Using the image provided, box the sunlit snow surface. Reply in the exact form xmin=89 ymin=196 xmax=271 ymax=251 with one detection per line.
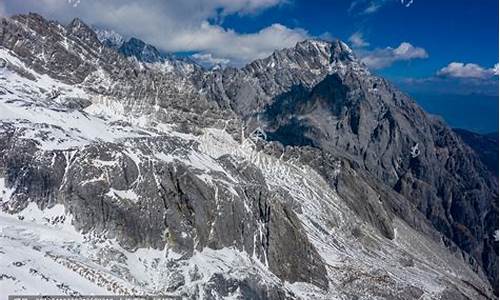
xmin=0 ymin=203 xmax=279 ymax=297
xmin=0 ymin=47 xmax=493 ymax=299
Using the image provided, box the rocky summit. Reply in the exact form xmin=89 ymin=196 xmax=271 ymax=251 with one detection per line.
xmin=0 ymin=13 xmax=498 ymax=300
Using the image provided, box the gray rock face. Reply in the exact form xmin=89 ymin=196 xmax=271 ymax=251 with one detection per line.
xmin=119 ymin=37 xmax=163 ymax=63
xmin=249 ymin=62 xmax=498 ymax=291
xmin=0 ymin=125 xmax=327 ymax=294
xmin=203 ymin=39 xmax=366 ymax=115
xmin=202 ymin=38 xmax=497 ymax=291
xmin=0 ymin=13 xmax=225 ymax=128
xmin=0 ymin=14 xmax=95 ymax=84
xmin=0 ymin=13 xmax=497 ymax=299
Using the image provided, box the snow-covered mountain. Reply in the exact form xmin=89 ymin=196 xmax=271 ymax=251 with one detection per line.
xmin=0 ymin=13 xmax=497 ymax=299
xmin=92 ymin=27 xmax=125 ymax=50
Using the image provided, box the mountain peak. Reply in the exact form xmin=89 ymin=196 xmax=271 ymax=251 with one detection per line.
xmin=295 ymin=39 xmax=353 ymax=56
xmin=66 ymin=17 xmax=93 ymax=35
xmin=12 ymin=12 xmax=46 ymax=23
xmin=10 ymin=13 xmax=55 ymax=32
xmin=243 ymin=38 xmax=362 ymax=78
xmin=66 ymin=17 xmax=101 ymax=47
xmin=296 ymin=38 xmax=333 ymax=48
xmin=280 ymin=38 xmax=358 ymax=69
xmin=118 ymin=37 xmax=163 ymax=63
xmin=67 ymin=17 xmax=84 ymax=28
xmin=93 ymin=27 xmax=125 ymax=49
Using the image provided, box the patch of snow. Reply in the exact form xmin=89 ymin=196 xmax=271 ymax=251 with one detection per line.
xmin=0 ymin=177 xmax=15 ymax=203
xmin=411 ymin=143 xmax=420 ymax=158
xmin=106 ymin=188 xmax=140 ymax=203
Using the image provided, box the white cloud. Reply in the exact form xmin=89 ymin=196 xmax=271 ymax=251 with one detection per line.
xmin=166 ymin=22 xmax=308 ymax=64
xmin=359 ymin=42 xmax=428 ymax=69
xmin=401 ymin=0 xmax=414 ymax=8
xmin=349 ymin=0 xmax=385 ymax=15
xmin=348 ymin=31 xmax=369 ymax=48
xmin=213 ymin=0 xmax=285 ymax=15
xmin=3 ymin=0 xmax=308 ymax=65
xmin=67 ymin=0 xmax=81 ymax=8
xmin=363 ymin=2 xmax=382 ymax=14
xmin=349 ymin=0 xmax=416 ymax=15
xmin=392 ymin=42 xmax=427 ymax=59
xmin=319 ymin=32 xmax=335 ymax=42
xmin=191 ymin=53 xmax=230 ymax=66
xmin=437 ymin=62 xmax=498 ymax=79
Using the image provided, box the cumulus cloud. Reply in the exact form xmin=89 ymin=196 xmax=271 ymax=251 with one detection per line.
xmin=167 ymin=22 xmax=308 ymax=64
xmin=437 ymin=62 xmax=499 ymax=79
xmin=348 ymin=31 xmax=369 ymax=48
xmin=3 ymin=0 xmax=308 ymax=65
xmin=359 ymin=42 xmax=428 ymax=69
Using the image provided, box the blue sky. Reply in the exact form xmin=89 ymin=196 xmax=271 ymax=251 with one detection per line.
xmin=2 ymin=0 xmax=499 ymax=132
